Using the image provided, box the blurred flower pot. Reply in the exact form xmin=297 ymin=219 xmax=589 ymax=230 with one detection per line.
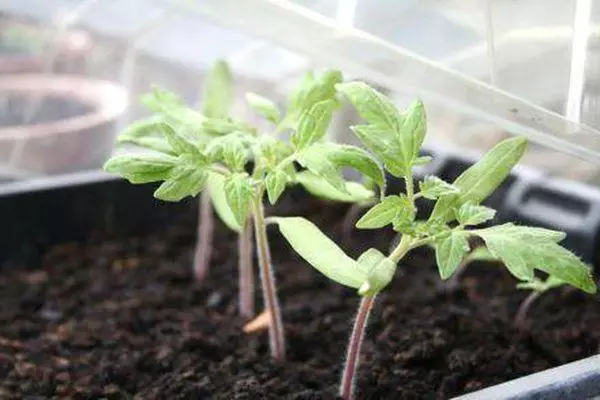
xmin=0 ymin=74 xmax=128 ymax=175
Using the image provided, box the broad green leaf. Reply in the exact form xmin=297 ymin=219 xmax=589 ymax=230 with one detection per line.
xmin=104 ymin=154 xmax=176 ymax=184
xmin=202 ymin=60 xmax=232 ymax=119
xmin=224 ymin=173 xmax=254 ymax=225
xmin=160 ymin=123 xmax=202 ymax=157
xmin=472 ymin=223 xmax=596 ymax=293
xmin=419 ymin=176 xmax=458 ymax=200
xmin=320 ymin=143 xmax=386 ymax=195
xmin=430 ymin=137 xmax=528 ymax=222
xmin=292 ymin=99 xmax=336 ymax=149
xmin=336 ymin=82 xmax=401 ymax=132
xmin=356 ymin=248 xmax=396 ymax=295
xmin=295 ymin=171 xmax=374 ymax=203
xmin=117 ymin=136 xmax=175 ymax=155
xmin=246 ymin=92 xmax=281 ymax=124
xmin=154 ymin=166 xmax=207 ymax=202
xmin=396 ymin=100 xmax=426 ymax=172
xmin=434 ymin=231 xmax=470 ymax=279
xmin=456 ymin=201 xmax=496 ymax=226
xmin=265 ymin=169 xmax=288 ymax=204
xmin=356 ymin=195 xmax=414 ymax=229
xmin=272 ymin=217 xmax=365 ymax=288
xmin=207 ymin=172 xmax=242 ymax=232
xmin=298 ymin=147 xmax=347 ymax=194
xmin=117 ymin=116 xmax=165 ymax=140
xmin=351 ymin=124 xmax=405 ymax=177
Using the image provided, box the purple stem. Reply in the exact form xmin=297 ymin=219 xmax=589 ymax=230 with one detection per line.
xmin=340 ymin=295 xmax=375 ymax=400
xmin=514 ymin=291 xmax=541 ymax=329
xmin=193 ymin=190 xmax=213 ymax=281
xmin=252 ymin=195 xmax=286 ymax=361
xmin=238 ymin=218 xmax=255 ymax=318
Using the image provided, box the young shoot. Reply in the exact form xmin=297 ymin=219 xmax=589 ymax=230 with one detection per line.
xmin=104 ymin=69 xmax=385 ymax=361
xmin=270 ymin=82 xmax=598 ymax=399
xmin=514 ymin=275 xmax=569 ymax=329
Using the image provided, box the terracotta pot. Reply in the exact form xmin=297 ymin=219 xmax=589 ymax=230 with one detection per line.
xmin=0 ymin=74 xmax=128 ymax=175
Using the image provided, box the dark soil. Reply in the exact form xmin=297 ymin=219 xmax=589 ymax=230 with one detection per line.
xmin=0 ymin=193 xmax=598 ymax=399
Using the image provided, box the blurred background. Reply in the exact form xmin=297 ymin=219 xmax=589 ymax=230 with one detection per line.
xmin=1 ymin=0 xmax=600 ymax=186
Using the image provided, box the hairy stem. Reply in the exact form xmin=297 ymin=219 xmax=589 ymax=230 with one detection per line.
xmin=252 ymin=194 xmax=286 ymax=361
xmin=514 ymin=291 xmax=541 ymax=329
xmin=238 ymin=218 xmax=255 ymax=318
xmin=340 ymin=295 xmax=375 ymax=400
xmin=193 ymin=190 xmax=213 ymax=280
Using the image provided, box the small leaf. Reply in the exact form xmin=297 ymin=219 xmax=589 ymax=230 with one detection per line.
xmin=351 ymin=124 xmax=405 ymax=177
xmin=336 ymin=82 xmax=401 ymax=132
xmin=472 ymin=223 xmax=597 ymax=293
xmin=117 ymin=116 xmax=165 ymax=140
xmin=434 ymin=231 xmax=470 ymax=280
xmin=246 ymin=92 xmax=281 ymax=124
xmin=202 ymin=60 xmax=233 ymax=119
xmin=298 ymin=147 xmax=347 ymax=194
xmin=419 ymin=176 xmax=458 ymax=200
xmin=207 ymin=172 xmax=242 ymax=232
xmin=272 ymin=217 xmax=366 ymax=289
xmin=224 ymin=173 xmax=254 ymax=225
xmin=295 ymin=171 xmax=374 ymax=203
xmin=265 ymin=169 xmax=288 ymax=204
xmin=104 ymin=154 xmax=176 ymax=184
xmin=356 ymin=248 xmax=396 ymax=295
xmin=141 ymin=86 xmax=184 ymax=113
xmin=356 ymin=195 xmax=414 ymax=229
xmin=292 ymin=99 xmax=336 ymax=149
xmin=456 ymin=201 xmax=496 ymax=226
xmin=430 ymin=137 xmax=528 ymax=222
xmin=413 ymin=156 xmax=433 ymax=166
xmin=396 ymin=100 xmax=426 ymax=171
xmin=154 ymin=166 xmax=208 ymax=202
xmin=207 ymin=133 xmax=250 ymax=171
xmin=320 ymin=143 xmax=386 ymax=195
xmin=160 ymin=123 xmax=202 ymax=157
xmin=117 ymin=136 xmax=175 ymax=155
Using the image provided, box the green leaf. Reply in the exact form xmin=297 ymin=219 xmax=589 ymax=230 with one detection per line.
xmin=434 ymin=231 xmax=470 ymax=279
xmin=272 ymin=217 xmax=365 ymax=289
xmin=117 ymin=136 xmax=175 ymax=155
xmin=292 ymin=99 xmax=336 ymax=149
xmin=202 ymin=60 xmax=232 ymax=119
xmin=336 ymin=82 xmax=401 ymax=132
xmin=456 ymin=201 xmax=496 ymax=226
xmin=246 ymin=92 xmax=281 ymax=124
xmin=265 ymin=169 xmax=288 ymax=204
xmin=298 ymin=147 xmax=347 ymax=194
xmin=430 ymin=137 xmax=528 ymax=222
xmin=160 ymin=123 xmax=202 ymax=157
xmin=207 ymin=133 xmax=250 ymax=171
xmin=207 ymin=172 xmax=242 ymax=232
xmin=396 ymin=100 xmax=426 ymax=172
xmin=413 ymin=156 xmax=433 ymax=166
xmin=320 ymin=143 xmax=386 ymax=195
xmin=141 ymin=86 xmax=183 ymax=114
xmin=472 ymin=223 xmax=596 ymax=293
xmin=117 ymin=116 xmax=165 ymax=140
xmin=464 ymin=246 xmax=498 ymax=264
xmin=356 ymin=195 xmax=414 ymax=229
xmin=356 ymin=248 xmax=396 ymax=295
xmin=516 ymin=276 xmax=567 ymax=293
xmin=224 ymin=173 xmax=254 ymax=225
xmin=351 ymin=124 xmax=405 ymax=177
xmin=104 ymin=154 xmax=176 ymax=184
xmin=154 ymin=166 xmax=208 ymax=202
xmin=419 ymin=176 xmax=458 ymax=200
xmin=295 ymin=171 xmax=374 ymax=203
